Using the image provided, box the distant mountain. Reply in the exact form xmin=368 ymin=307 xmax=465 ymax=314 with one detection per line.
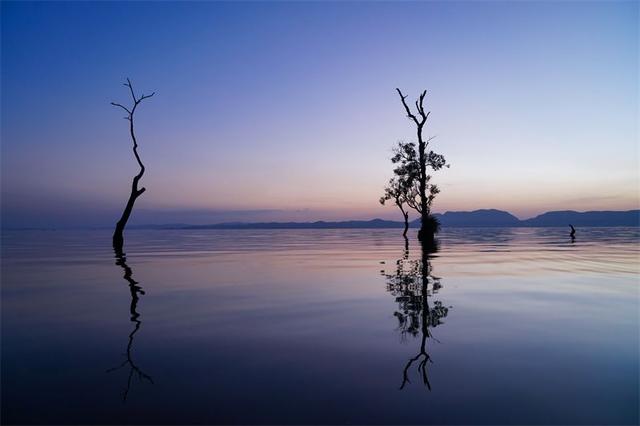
xmin=133 ymin=209 xmax=640 ymax=230
xmin=131 ymin=223 xmax=193 ymax=229
xmin=521 ymin=210 xmax=640 ymax=227
xmin=434 ymin=209 xmax=521 ymax=227
xmin=180 ymin=218 xmax=404 ymax=230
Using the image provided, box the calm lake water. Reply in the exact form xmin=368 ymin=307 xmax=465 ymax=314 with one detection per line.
xmin=2 ymin=228 xmax=639 ymax=425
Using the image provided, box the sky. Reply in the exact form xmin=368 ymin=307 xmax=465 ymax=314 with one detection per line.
xmin=1 ymin=1 xmax=638 ymax=227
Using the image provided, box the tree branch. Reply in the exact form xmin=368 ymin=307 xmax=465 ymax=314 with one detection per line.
xmin=417 ymin=91 xmax=426 ymax=116
xmin=111 ymin=102 xmax=131 ymax=115
xmin=396 ymin=88 xmax=419 ymax=125
xmin=125 ymin=78 xmax=136 ymax=103
xmin=138 ymin=92 xmax=155 ymax=102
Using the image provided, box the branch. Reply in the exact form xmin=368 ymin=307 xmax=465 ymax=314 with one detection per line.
xmin=125 ymin=78 xmax=136 ymax=103
xmin=138 ymin=92 xmax=155 ymax=102
xmin=111 ymin=102 xmax=131 ymax=115
xmin=416 ymin=90 xmax=431 ymax=125
xmin=396 ymin=88 xmax=419 ymax=125
xmin=121 ymin=78 xmax=155 ymax=107
xmin=111 ymin=79 xmax=154 ymax=119
xmin=417 ymin=90 xmax=426 ymax=116
xmin=397 ymin=88 xmax=432 ymax=127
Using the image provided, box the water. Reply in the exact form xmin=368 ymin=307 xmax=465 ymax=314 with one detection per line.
xmin=2 ymin=228 xmax=638 ymax=424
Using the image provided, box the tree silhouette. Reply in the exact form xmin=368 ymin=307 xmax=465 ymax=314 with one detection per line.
xmin=382 ymin=239 xmax=450 ymax=390
xmin=380 ymin=141 xmax=444 ymax=236
xmin=111 ymin=79 xmax=154 ymax=255
xmin=395 ymin=88 xmax=448 ymax=241
xmin=380 ymin=176 xmax=412 ymax=237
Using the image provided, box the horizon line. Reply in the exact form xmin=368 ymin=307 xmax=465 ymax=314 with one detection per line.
xmin=3 ymin=208 xmax=638 ymax=231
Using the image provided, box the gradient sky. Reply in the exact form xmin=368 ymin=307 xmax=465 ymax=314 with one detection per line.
xmin=2 ymin=1 xmax=638 ymax=227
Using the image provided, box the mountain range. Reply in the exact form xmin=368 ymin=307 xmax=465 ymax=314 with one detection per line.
xmin=133 ymin=209 xmax=640 ymax=229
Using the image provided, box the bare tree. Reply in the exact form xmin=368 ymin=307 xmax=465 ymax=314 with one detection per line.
xmin=395 ymin=88 xmax=448 ymax=241
xmin=111 ymin=79 xmax=154 ymax=254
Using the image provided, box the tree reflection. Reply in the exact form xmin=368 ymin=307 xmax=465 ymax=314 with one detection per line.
xmin=107 ymin=251 xmax=154 ymax=401
xmin=382 ymin=237 xmax=450 ymax=390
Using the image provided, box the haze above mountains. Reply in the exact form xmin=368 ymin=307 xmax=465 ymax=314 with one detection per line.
xmin=134 ymin=209 xmax=640 ymax=230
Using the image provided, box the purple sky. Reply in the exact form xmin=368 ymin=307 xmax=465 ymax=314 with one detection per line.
xmin=1 ymin=1 xmax=638 ymax=227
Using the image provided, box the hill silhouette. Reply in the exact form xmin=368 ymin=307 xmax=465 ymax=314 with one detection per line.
xmin=520 ymin=210 xmax=640 ymax=227
xmin=431 ymin=209 xmax=520 ymax=227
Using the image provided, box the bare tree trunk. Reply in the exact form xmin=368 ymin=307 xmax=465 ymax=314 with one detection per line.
xmin=396 ymin=200 xmax=410 ymax=237
xmin=113 ymin=122 xmax=145 ymax=255
xmin=416 ymin=124 xmax=429 ymax=241
xmin=113 ymin=179 xmax=144 ymax=255
xmin=111 ymin=79 xmax=154 ymax=255
xmin=402 ymin=211 xmax=409 ymax=237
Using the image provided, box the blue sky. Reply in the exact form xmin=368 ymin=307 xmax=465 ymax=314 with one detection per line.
xmin=1 ymin=1 xmax=638 ymax=227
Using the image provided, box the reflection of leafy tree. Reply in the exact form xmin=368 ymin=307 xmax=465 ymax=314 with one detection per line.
xmin=107 ymin=252 xmax=154 ymax=401
xmin=382 ymin=239 xmax=450 ymax=390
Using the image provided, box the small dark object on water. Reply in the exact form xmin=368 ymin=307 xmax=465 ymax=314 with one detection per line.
xmin=570 ymin=224 xmax=576 ymax=238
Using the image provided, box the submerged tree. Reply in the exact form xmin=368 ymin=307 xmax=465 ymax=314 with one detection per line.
xmin=381 ymin=141 xmax=443 ymax=237
xmin=111 ymin=79 xmax=155 ymax=255
xmin=394 ymin=89 xmax=448 ymax=241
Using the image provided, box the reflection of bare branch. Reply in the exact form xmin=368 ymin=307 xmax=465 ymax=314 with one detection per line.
xmin=107 ymin=251 xmax=154 ymax=402
xmin=399 ymin=292 xmax=439 ymax=390
xmin=382 ymin=241 xmax=450 ymax=390
xmin=400 ymin=331 xmax=432 ymax=390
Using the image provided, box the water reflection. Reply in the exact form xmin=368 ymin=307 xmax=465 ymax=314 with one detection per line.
xmin=382 ymin=237 xmax=450 ymax=390
xmin=2 ymin=228 xmax=637 ymax=424
xmin=107 ymin=251 xmax=154 ymax=401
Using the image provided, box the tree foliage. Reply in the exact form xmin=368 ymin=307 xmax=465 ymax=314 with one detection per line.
xmin=381 ymin=141 xmax=448 ymax=221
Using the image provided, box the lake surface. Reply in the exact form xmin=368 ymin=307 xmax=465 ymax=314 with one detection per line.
xmin=2 ymin=228 xmax=638 ymax=425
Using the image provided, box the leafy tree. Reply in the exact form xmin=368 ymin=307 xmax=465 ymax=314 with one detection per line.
xmin=381 ymin=139 xmax=447 ymax=237
xmin=394 ymin=89 xmax=449 ymax=241
xmin=380 ymin=176 xmax=412 ymax=237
